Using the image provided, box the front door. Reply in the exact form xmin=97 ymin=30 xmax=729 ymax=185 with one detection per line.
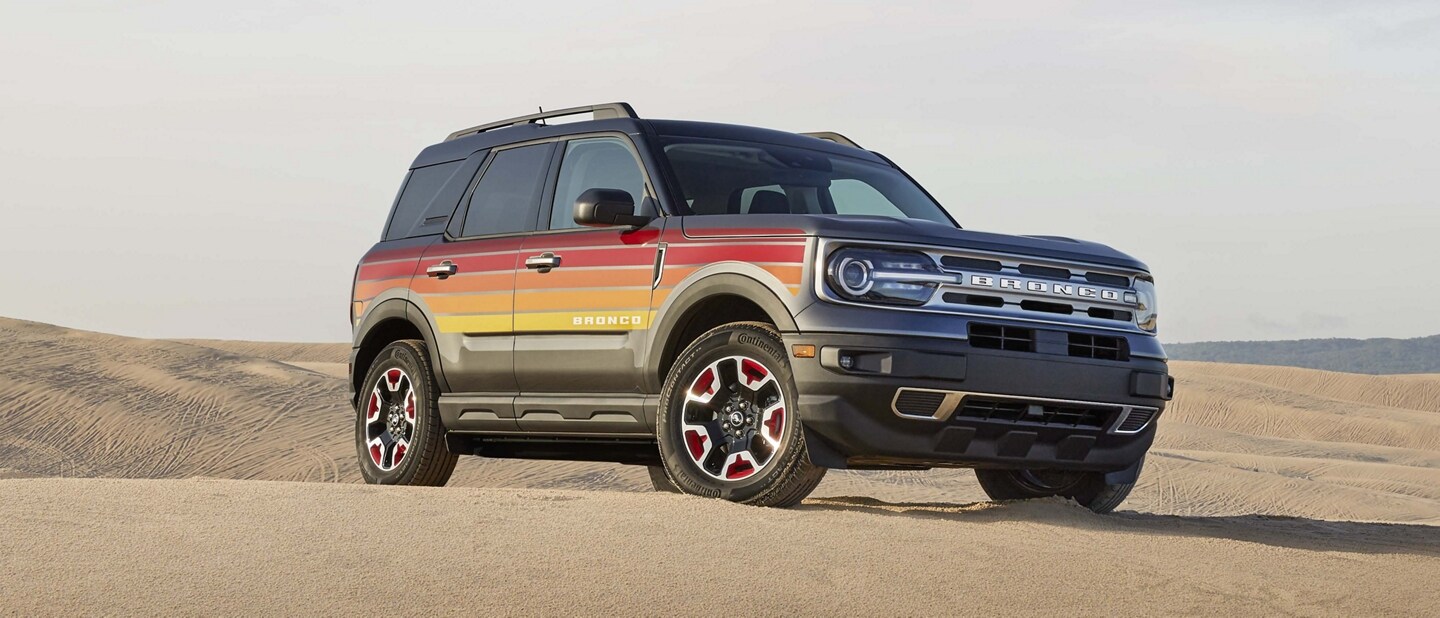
xmin=513 ymin=136 xmax=661 ymax=432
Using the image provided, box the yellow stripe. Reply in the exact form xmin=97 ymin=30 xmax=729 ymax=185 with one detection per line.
xmin=424 ymin=293 xmax=513 ymax=314
xmin=514 ymin=310 xmax=655 ymax=332
xmin=436 ymin=314 xmax=513 ymax=334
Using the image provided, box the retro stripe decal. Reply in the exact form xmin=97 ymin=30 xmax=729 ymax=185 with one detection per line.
xmin=353 ymin=236 xmax=809 ymax=335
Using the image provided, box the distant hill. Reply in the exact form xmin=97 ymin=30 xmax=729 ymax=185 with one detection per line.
xmin=1165 ymin=335 xmax=1440 ymax=375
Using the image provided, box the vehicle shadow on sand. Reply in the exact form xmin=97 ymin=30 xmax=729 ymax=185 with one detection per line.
xmin=800 ymin=496 xmax=1440 ymax=557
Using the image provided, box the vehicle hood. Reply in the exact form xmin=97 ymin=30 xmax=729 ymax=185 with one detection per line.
xmin=680 ymin=215 xmax=1150 ymax=273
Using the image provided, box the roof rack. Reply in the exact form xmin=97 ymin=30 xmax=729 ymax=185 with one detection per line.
xmin=801 ymin=131 xmax=863 ymax=149
xmin=445 ymin=102 xmax=639 ymax=142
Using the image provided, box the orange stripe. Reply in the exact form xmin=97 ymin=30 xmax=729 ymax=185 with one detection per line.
xmin=656 ymin=264 xmax=803 ymax=288
xmin=409 ymin=272 xmax=514 ymax=295
xmin=353 ymin=279 xmax=409 ymax=300
xmin=516 ymin=268 xmax=652 ymax=290
xmin=515 ymin=289 xmax=651 ymax=311
xmin=422 ymin=293 xmax=513 ymax=314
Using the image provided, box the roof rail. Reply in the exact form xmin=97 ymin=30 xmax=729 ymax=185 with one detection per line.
xmin=445 ymin=102 xmax=639 ymax=142
xmin=801 ymin=131 xmax=863 ymax=149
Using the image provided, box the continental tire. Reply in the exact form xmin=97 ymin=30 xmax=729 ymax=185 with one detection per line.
xmin=647 ymin=465 xmax=682 ymax=493
xmin=356 ymin=340 xmax=458 ymax=486
xmin=656 ymin=322 xmax=825 ymax=507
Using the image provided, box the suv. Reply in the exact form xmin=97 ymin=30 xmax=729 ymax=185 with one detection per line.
xmin=349 ymin=103 xmax=1171 ymax=511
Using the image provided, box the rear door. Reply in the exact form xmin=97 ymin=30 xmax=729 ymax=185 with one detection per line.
xmin=411 ymin=142 xmax=556 ymax=430
xmin=513 ymin=136 xmax=662 ymax=432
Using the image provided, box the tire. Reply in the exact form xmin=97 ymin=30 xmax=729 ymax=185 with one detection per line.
xmin=356 ymin=340 xmax=458 ymax=486
xmin=655 ymin=322 xmax=826 ymax=507
xmin=974 ymin=459 xmax=1141 ymax=514
xmin=647 ymin=465 xmax=682 ymax=493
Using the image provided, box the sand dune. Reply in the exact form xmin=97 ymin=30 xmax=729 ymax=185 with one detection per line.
xmin=2 ymin=317 xmax=1438 ymax=524
xmin=4 ymin=316 xmax=1439 ymax=614
xmin=2 ymin=478 xmax=1436 ymax=616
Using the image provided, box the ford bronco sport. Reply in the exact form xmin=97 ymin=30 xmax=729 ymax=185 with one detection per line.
xmin=350 ymin=102 xmax=1171 ymax=511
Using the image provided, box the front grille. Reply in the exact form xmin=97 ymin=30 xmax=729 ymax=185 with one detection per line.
xmin=1115 ymin=408 xmax=1157 ymax=433
xmin=893 ymin=390 xmax=947 ymax=418
xmin=955 ymin=398 xmax=1113 ymax=430
xmin=926 ymin=248 xmax=1139 ymax=326
xmin=968 ymin=323 xmax=1034 ymax=352
xmin=970 ymin=323 xmax=1129 ymax=362
xmin=1068 ymin=333 xmax=1129 ymax=361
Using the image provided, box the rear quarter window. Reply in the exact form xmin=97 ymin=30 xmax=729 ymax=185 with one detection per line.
xmin=383 ymin=158 xmax=480 ymax=241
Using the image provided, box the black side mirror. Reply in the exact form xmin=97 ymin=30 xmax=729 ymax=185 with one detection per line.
xmin=574 ymin=188 xmax=651 ymax=227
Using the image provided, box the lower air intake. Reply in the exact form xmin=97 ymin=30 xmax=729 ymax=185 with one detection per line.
xmin=893 ymin=389 xmax=947 ymax=418
xmin=1115 ymin=408 xmax=1157 ymax=433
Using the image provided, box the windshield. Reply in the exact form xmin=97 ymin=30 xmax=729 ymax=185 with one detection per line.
xmin=660 ymin=138 xmax=956 ymax=226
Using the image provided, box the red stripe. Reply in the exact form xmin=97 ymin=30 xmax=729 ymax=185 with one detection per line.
xmin=437 ymin=252 xmax=520 ymax=274
xmin=545 ymin=246 xmax=659 ymax=268
xmin=684 ymin=227 xmax=807 ymax=237
xmin=665 ymin=243 xmax=805 ymax=265
xmin=524 ymin=229 xmax=661 ymax=249
xmin=364 ymin=245 xmax=431 ymax=262
xmin=357 ymin=260 xmax=420 ymax=281
xmin=427 ymin=236 xmax=528 ymax=254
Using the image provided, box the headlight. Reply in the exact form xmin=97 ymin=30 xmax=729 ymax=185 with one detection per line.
xmin=1134 ymin=276 xmax=1158 ymax=332
xmin=825 ymin=248 xmax=943 ymax=306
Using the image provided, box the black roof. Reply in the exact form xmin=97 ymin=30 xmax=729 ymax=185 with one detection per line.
xmin=410 ymin=115 xmax=883 ymax=169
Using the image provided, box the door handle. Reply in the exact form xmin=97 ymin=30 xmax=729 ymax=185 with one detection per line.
xmin=426 ymin=260 xmax=457 ymax=279
xmin=525 ymin=252 xmax=561 ymax=273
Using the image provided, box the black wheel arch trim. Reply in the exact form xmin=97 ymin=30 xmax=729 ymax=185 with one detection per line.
xmin=351 ymin=297 xmax=450 ymax=402
xmin=644 ymin=271 xmax=802 ymax=394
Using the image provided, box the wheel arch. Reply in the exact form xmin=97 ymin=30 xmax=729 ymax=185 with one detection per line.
xmin=351 ymin=298 xmax=448 ymax=405
xmin=645 ymin=269 xmax=801 ymax=393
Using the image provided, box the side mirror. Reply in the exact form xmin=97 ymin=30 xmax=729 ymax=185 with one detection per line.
xmin=574 ymin=188 xmax=651 ymax=228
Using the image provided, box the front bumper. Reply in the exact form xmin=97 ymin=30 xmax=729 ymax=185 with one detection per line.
xmin=786 ymin=332 xmax=1171 ymax=473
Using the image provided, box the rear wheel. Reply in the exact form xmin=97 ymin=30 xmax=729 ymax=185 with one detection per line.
xmin=656 ymin=322 xmax=825 ymax=507
xmin=975 ymin=460 xmax=1141 ymax=514
xmin=356 ymin=340 xmax=457 ymax=486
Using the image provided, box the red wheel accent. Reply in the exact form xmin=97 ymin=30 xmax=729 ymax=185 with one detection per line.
xmin=762 ymin=406 xmax=784 ymax=442
xmin=678 ymin=356 xmax=785 ymax=483
xmin=363 ymin=367 xmax=417 ymax=473
xmin=366 ymin=392 xmax=381 ymax=422
xmin=724 ymin=453 xmax=757 ymax=480
xmin=692 ymin=367 xmax=716 ymax=397
xmin=684 ymin=429 xmax=708 ymax=460
xmin=741 ymin=358 xmax=768 ymax=383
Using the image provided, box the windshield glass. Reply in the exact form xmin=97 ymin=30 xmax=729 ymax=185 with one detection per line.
xmin=660 ymin=138 xmax=956 ymax=226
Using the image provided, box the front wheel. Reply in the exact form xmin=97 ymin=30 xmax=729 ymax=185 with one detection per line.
xmin=975 ymin=460 xmax=1141 ymax=514
xmin=355 ymin=340 xmax=457 ymax=486
xmin=655 ymin=322 xmax=825 ymax=507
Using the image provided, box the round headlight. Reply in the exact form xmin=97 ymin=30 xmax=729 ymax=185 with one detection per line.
xmin=836 ymin=257 xmax=874 ymax=296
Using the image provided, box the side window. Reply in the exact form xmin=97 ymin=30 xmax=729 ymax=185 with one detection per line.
xmin=549 ymin=137 xmax=646 ymax=230
xmin=827 ymin=178 xmax=907 ymax=218
xmin=384 ymin=161 xmax=463 ymax=241
xmin=460 ymin=144 xmax=553 ymax=238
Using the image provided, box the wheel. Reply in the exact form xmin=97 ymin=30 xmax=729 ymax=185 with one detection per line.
xmin=647 ymin=465 xmax=681 ymax=493
xmin=356 ymin=340 xmax=458 ymax=486
xmin=974 ymin=459 xmax=1141 ymax=514
xmin=656 ymin=322 xmax=826 ymax=507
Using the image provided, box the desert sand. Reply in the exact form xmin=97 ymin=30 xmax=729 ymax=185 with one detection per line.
xmin=1 ymin=316 xmax=1437 ymax=615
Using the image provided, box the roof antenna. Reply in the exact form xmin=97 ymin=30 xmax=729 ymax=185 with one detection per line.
xmin=537 ymin=106 xmax=545 ymax=125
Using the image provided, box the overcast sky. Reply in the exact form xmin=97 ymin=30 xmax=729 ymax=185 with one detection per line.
xmin=1 ymin=1 xmax=1436 ymax=343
